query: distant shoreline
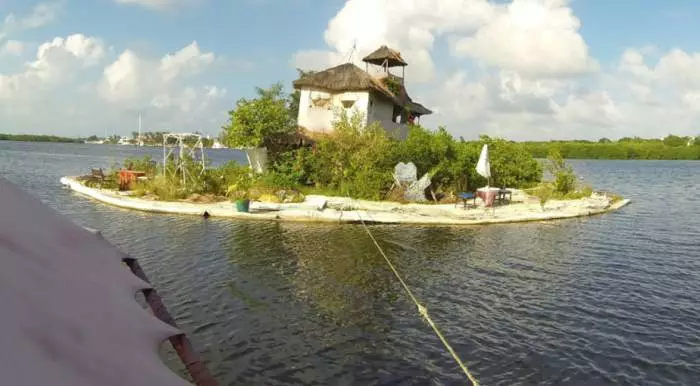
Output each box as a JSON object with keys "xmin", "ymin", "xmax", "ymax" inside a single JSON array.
[
  {"xmin": 3, "ymin": 133, "xmax": 698, "ymax": 160},
  {"xmin": 0, "ymin": 134, "xmax": 82, "ymax": 144}
]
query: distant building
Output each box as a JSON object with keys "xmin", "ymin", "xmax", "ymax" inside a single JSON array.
[{"xmin": 293, "ymin": 45, "xmax": 432, "ymax": 140}]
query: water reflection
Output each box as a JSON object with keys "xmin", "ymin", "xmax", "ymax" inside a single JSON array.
[
  {"xmin": 226, "ymin": 222, "xmax": 399, "ymax": 331},
  {"xmin": 3, "ymin": 142, "xmax": 700, "ymax": 385},
  {"xmin": 282, "ymin": 223, "xmax": 400, "ymax": 329}
]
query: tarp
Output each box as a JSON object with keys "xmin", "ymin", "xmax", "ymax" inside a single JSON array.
[
  {"xmin": 0, "ymin": 177, "xmax": 192, "ymax": 386},
  {"xmin": 476, "ymin": 144, "xmax": 491, "ymax": 182}
]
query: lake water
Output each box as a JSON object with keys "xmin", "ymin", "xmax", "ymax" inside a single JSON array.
[{"xmin": 1, "ymin": 141, "xmax": 699, "ymax": 386}]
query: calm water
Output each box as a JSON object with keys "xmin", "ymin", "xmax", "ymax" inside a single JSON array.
[{"xmin": 1, "ymin": 141, "xmax": 699, "ymax": 386}]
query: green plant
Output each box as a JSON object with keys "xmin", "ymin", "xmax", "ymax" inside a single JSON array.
[
  {"xmin": 122, "ymin": 156, "xmax": 157, "ymax": 177},
  {"xmin": 483, "ymin": 136, "xmax": 542, "ymax": 189},
  {"xmin": 309, "ymin": 110, "xmax": 396, "ymax": 199},
  {"xmin": 382, "ymin": 76, "xmax": 402, "ymax": 96},
  {"xmin": 536, "ymin": 185, "xmax": 554, "ymax": 211},
  {"xmin": 83, "ymin": 176, "xmax": 119, "ymax": 190},
  {"xmin": 610, "ymin": 193, "xmax": 624, "ymax": 203},
  {"xmin": 546, "ymin": 149, "xmax": 577, "ymax": 195},
  {"xmin": 204, "ymin": 161, "xmax": 252, "ymax": 196},
  {"xmin": 225, "ymin": 168, "xmax": 253, "ymax": 201},
  {"xmin": 221, "ymin": 83, "xmax": 296, "ymax": 164},
  {"xmin": 140, "ymin": 175, "xmax": 183, "ymax": 201},
  {"xmin": 227, "ymin": 186, "xmax": 250, "ymax": 200},
  {"xmin": 559, "ymin": 185, "xmax": 593, "ymax": 200}
]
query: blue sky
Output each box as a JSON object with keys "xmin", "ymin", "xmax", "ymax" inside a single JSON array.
[{"xmin": 2, "ymin": 0, "xmax": 700, "ymax": 140}]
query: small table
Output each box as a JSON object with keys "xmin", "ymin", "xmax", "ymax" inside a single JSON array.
[
  {"xmin": 476, "ymin": 187, "xmax": 499, "ymax": 207},
  {"xmin": 497, "ymin": 189, "xmax": 512, "ymax": 205},
  {"xmin": 457, "ymin": 192, "xmax": 476, "ymax": 209},
  {"xmin": 118, "ymin": 170, "xmax": 146, "ymax": 191}
]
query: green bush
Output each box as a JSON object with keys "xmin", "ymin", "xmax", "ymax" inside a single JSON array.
[
  {"xmin": 546, "ymin": 149, "xmax": 576, "ymax": 195},
  {"xmin": 147, "ymin": 175, "xmax": 182, "ymax": 201},
  {"xmin": 393, "ymin": 125, "xmax": 465, "ymax": 192},
  {"xmin": 221, "ymin": 83, "xmax": 297, "ymax": 164},
  {"xmin": 521, "ymin": 136, "xmax": 700, "ymax": 160},
  {"xmin": 485, "ymin": 136, "xmax": 542, "ymax": 189},
  {"xmin": 535, "ymin": 185, "xmax": 554, "ymax": 211},
  {"xmin": 263, "ymin": 149, "xmax": 310, "ymax": 189},
  {"xmin": 562, "ymin": 185, "xmax": 592, "ymax": 200},
  {"xmin": 263, "ymin": 115, "xmax": 543, "ymax": 200},
  {"xmin": 108, "ymin": 113, "xmax": 545, "ymax": 202},
  {"xmin": 391, "ymin": 129, "xmax": 542, "ymax": 193},
  {"xmin": 122, "ymin": 156, "xmax": 157, "ymax": 177},
  {"xmin": 128, "ymin": 154, "xmax": 213, "ymax": 200},
  {"xmin": 306, "ymin": 111, "xmax": 395, "ymax": 200}
]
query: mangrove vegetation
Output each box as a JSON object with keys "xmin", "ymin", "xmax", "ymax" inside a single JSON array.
[
  {"xmin": 521, "ymin": 135, "xmax": 700, "ymax": 160},
  {"xmin": 0, "ymin": 133, "xmax": 83, "ymax": 143},
  {"xmin": 87, "ymin": 83, "xmax": 606, "ymax": 206}
]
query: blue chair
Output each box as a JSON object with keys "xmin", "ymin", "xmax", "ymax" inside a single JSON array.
[{"xmin": 457, "ymin": 192, "xmax": 476, "ymax": 209}]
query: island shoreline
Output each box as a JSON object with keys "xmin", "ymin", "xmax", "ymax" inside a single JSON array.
[{"xmin": 60, "ymin": 176, "xmax": 631, "ymax": 226}]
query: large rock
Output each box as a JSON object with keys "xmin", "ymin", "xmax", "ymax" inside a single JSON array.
[
  {"xmin": 394, "ymin": 162, "xmax": 417, "ymax": 184},
  {"xmin": 404, "ymin": 173, "xmax": 431, "ymax": 202}
]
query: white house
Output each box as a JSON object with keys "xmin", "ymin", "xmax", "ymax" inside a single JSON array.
[{"xmin": 292, "ymin": 45, "xmax": 432, "ymax": 140}]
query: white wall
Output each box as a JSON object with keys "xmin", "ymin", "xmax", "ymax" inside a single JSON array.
[
  {"xmin": 297, "ymin": 89, "xmax": 370, "ymax": 133},
  {"xmin": 368, "ymin": 94, "xmax": 394, "ymax": 124},
  {"xmin": 368, "ymin": 93, "xmax": 409, "ymax": 140},
  {"xmin": 296, "ymin": 88, "xmax": 409, "ymax": 139}
]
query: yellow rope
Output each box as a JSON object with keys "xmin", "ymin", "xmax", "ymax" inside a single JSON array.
[{"xmin": 357, "ymin": 211, "xmax": 480, "ymax": 386}]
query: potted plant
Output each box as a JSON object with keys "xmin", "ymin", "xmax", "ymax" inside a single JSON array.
[
  {"xmin": 227, "ymin": 175, "xmax": 252, "ymax": 213},
  {"xmin": 230, "ymin": 188, "xmax": 251, "ymax": 212}
]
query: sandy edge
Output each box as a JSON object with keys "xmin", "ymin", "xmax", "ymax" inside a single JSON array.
[{"xmin": 60, "ymin": 176, "xmax": 631, "ymax": 226}]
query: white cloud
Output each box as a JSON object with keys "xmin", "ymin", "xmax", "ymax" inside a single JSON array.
[
  {"xmin": 94, "ymin": 41, "xmax": 230, "ymax": 132},
  {"xmin": 31, "ymin": 34, "xmax": 106, "ymax": 73},
  {"xmin": 98, "ymin": 41, "xmax": 216, "ymax": 107},
  {"xmin": 294, "ymin": 0, "xmax": 495, "ymax": 83},
  {"xmin": 553, "ymin": 91, "xmax": 622, "ymax": 128},
  {"xmin": 0, "ymin": 3, "xmax": 60, "ymax": 40},
  {"xmin": 294, "ymin": 0, "xmax": 700, "ymax": 140},
  {"xmin": 0, "ymin": 34, "xmax": 105, "ymax": 100},
  {"xmin": 655, "ymin": 49, "xmax": 700, "ymax": 89},
  {"xmin": 0, "ymin": 33, "xmax": 230, "ymax": 136},
  {"xmin": 451, "ymin": 0, "xmax": 598, "ymax": 77},
  {"xmin": 0, "ymin": 40, "xmax": 24, "ymax": 56}
]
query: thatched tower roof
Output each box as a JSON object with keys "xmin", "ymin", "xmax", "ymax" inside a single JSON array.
[
  {"xmin": 362, "ymin": 45, "xmax": 407, "ymax": 67},
  {"xmin": 293, "ymin": 63, "xmax": 432, "ymax": 116}
]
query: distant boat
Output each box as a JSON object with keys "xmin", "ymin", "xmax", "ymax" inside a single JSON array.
[{"xmin": 211, "ymin": 140, "xmax": 227, "ymax": 149}]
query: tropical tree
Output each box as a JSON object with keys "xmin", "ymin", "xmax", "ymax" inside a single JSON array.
[
  {"xmin": 222, "ymin": 82, "xmax": 296, "ymax": 150},
  {"xmin": 662, "ymin": 134, "xmax": 688, "ymax": 147}
]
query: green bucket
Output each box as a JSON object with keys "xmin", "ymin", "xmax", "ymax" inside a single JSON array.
[{"xmin": 235, "ymin": 199, "xmax": 250, "ymax": 213}]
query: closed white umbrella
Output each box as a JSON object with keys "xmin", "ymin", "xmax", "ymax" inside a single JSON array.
[{"xmin": 476, "ymin": 144, "xmax": 491, "ymax": 186}]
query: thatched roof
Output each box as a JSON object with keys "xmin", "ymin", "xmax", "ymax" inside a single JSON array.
[
  {"xmin": 406, "ymin": 100, "xmax": 432, "ymax": 116},
  {"xmin": 362, "ymin": 45, "xmax": 408, "ymax": 67},
  {"xmin": 293, "ymin": 63, "xmax": 400, "ymax": 103},
  {"xmin": 293, "ymin": 63, "xmax": 432, "ymax": 116}
]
